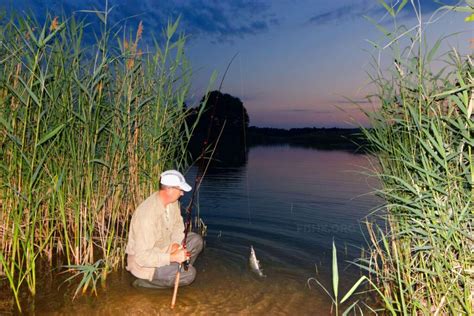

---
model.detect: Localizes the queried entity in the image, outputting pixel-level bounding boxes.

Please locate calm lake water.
[28,145,380,315]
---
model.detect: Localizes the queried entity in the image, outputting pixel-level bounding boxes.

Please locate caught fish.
[249,245,266,277]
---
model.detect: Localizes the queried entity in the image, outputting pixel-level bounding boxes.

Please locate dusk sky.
[1,1,472,128]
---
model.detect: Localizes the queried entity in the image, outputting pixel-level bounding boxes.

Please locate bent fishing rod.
[170,123,225,309]
[171,54,238,309]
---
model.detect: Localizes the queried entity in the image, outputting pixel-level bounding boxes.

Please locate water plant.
[307,241,390,315]
[62,259,105,299]
[360,1,473,314]
[0,7,209,311]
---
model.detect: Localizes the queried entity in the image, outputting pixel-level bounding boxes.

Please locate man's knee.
[147,264,196,288]
[186,232,204,254]
[179,265,196,286]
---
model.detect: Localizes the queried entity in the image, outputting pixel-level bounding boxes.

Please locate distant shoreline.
[247,126,368,151]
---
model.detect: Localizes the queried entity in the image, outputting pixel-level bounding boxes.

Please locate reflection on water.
[32,145,380,315]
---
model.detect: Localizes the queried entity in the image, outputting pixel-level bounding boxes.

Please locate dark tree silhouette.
[187,91,249,166]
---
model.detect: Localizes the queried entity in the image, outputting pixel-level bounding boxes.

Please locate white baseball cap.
[160,170,192,192]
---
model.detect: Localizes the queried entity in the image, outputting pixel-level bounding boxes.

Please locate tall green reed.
[308,241,387,315]
[0,9,207,311]
[360,1,473,314]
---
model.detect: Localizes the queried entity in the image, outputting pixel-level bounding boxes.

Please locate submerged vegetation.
[361,1,473,314]
[0,8,207,311]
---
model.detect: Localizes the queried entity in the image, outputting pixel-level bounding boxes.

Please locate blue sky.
[1,0,472,128]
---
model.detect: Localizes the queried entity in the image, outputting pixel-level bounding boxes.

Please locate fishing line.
[238,53,252,225]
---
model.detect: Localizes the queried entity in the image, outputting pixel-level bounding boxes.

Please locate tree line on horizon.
[186,91,366,163]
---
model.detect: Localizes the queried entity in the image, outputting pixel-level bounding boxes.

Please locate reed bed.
[361,2,473,315]
[0,10,205,311]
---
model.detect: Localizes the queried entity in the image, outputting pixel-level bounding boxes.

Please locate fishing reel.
[181,244,190,271]
[183,258,190,271]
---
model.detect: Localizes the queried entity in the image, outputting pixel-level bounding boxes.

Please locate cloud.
[276,100,376,115]
[279,108,335,114]
[393,0,464,21]
[307,1,380,26]
[415,0,463,14]
[333,99,372,105]
[306,0,462,26]
[2,0,278,43]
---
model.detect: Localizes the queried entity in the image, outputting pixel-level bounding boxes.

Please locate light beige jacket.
[125,192,185,280]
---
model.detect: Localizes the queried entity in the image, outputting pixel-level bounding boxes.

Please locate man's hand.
[170,246,190,263]
[170,243,181,253]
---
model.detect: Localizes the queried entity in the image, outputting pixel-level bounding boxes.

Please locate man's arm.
[170,202,185,244]
[130,215,172,268]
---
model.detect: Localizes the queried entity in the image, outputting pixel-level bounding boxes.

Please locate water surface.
[32,145,380,315]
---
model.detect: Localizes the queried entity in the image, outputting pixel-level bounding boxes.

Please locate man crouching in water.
[126,170,203,288]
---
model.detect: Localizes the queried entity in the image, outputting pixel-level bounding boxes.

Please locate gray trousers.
[133,232,203,289]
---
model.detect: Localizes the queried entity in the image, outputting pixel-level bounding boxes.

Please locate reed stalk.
[0,10,207,311]
[360,1,473,314]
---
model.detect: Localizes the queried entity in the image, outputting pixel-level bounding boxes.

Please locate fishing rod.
[170,54,238,309]
[181,53,239,266]
[171,123,225,309]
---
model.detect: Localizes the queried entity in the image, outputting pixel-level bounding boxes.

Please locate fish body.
[249,245,266,277]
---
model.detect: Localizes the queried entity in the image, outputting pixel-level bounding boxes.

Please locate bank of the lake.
[247,127,367,151]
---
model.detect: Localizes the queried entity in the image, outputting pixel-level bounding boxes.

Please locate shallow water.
[32,252,332,315]
[20,145,381,314]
